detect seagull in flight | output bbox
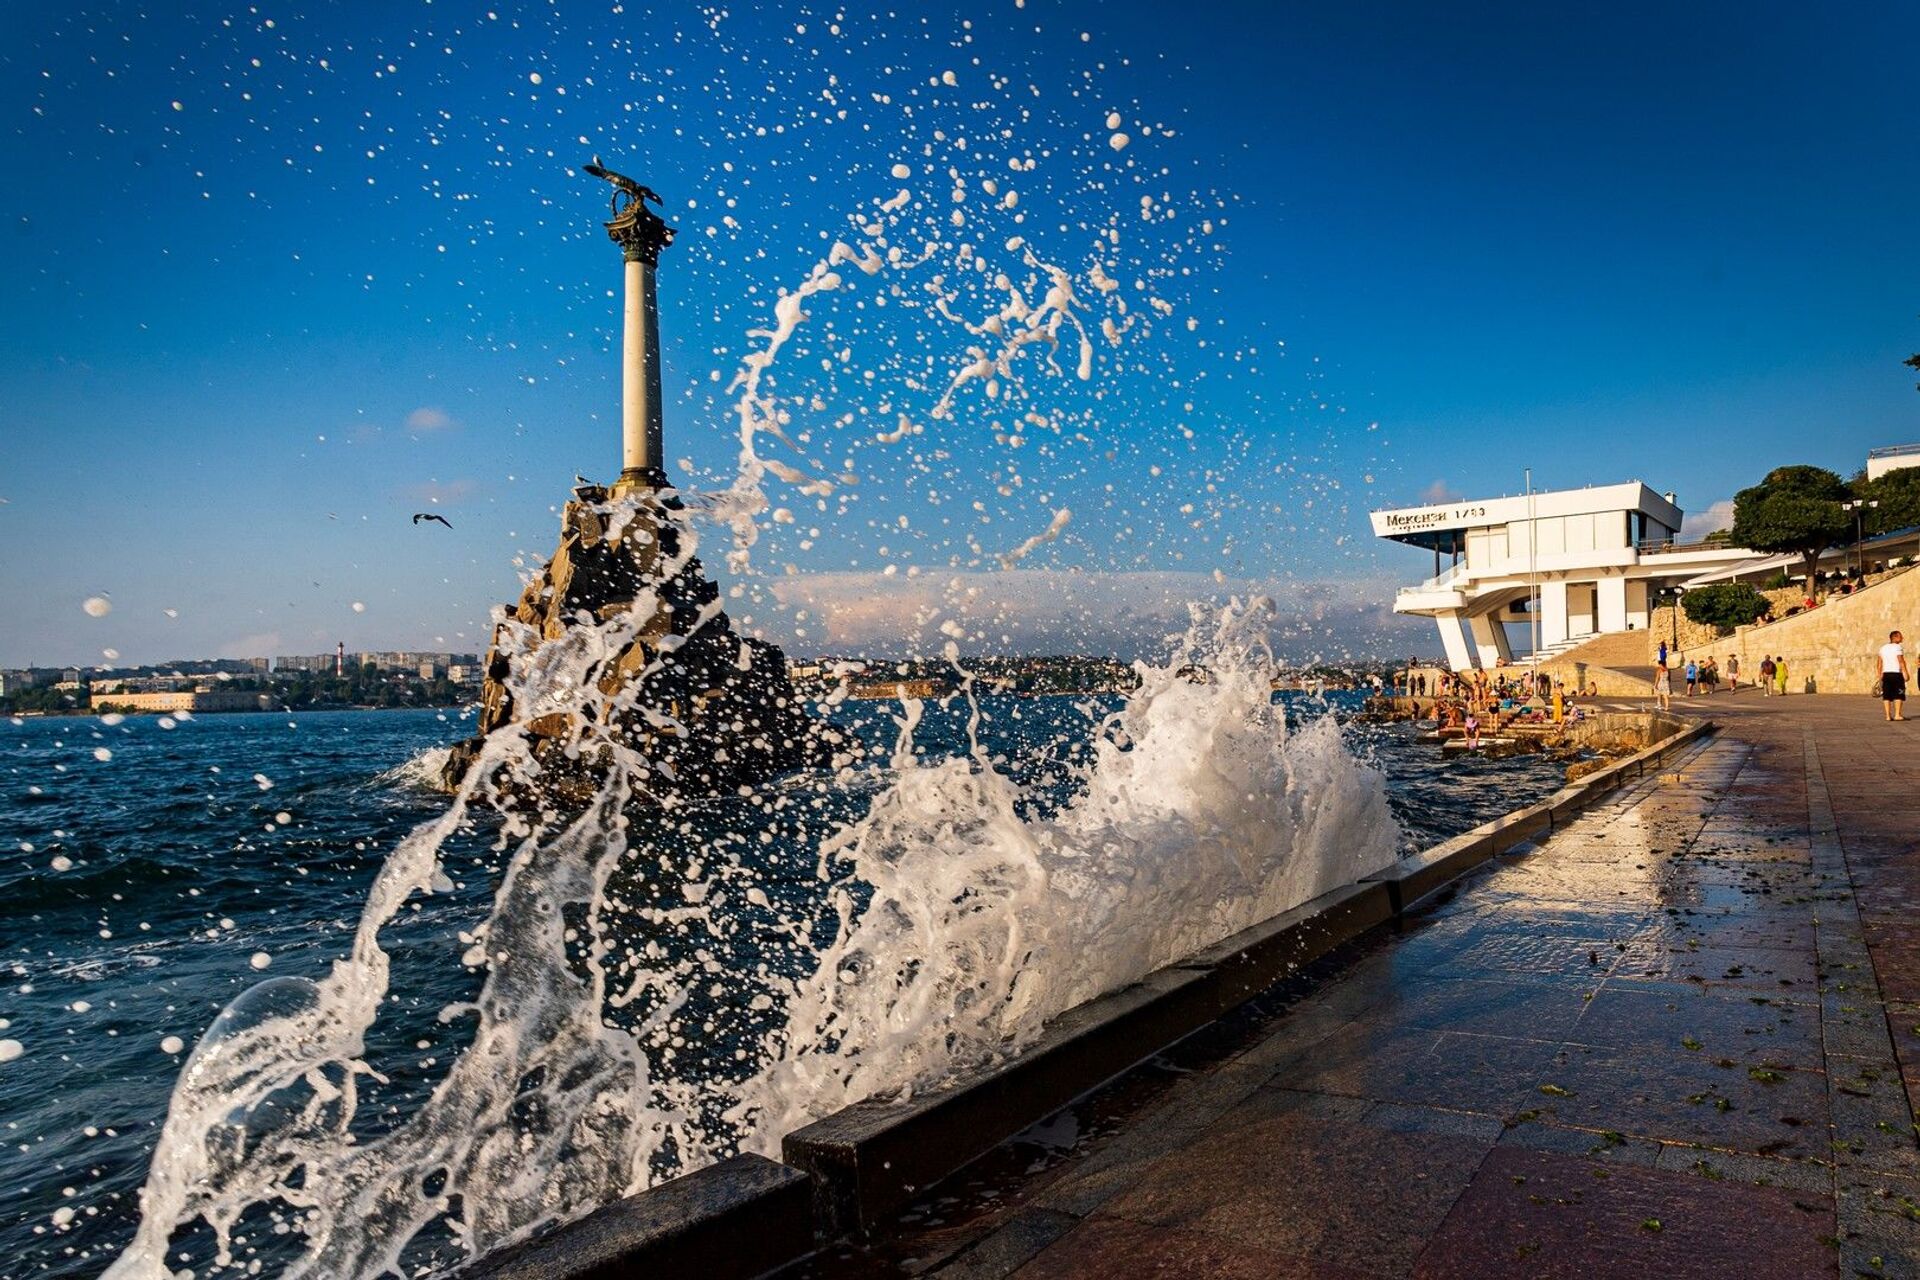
[412,513,453,528]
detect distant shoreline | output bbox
[6,704,471,719]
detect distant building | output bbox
[0,669,52,696]
[1867,444,1920,482]
[91,688,271,713]
[1371,481,1760,671]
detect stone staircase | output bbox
[1529,629,1659,696]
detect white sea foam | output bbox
[374,745,453,791]
[736,600,1394,1138]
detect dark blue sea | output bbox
[0,696,1564,1278]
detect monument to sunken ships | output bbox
[439,162,830,800]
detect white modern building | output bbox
[1867,444,1920,482]
[1371,481,1759,671]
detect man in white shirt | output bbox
[1880,630,1909,723]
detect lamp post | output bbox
[1659,584,1680,658]
[1842,499,1879,578]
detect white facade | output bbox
[1371,481,1760,671]
[1867,444,1920,482]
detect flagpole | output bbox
[1527,469,1539,685]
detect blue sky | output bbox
[2,1,1916,666]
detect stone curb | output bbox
[780,878,1401,1238]
[461,1152,811,1280]
[782,965,1218,1236]
[459,712,1719,1274]
[1173,880,1397,1016]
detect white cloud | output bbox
[406,406,455,431]
[1419,479,1462,504]
[757,567,1421,661]
[1680,498,1734,541]
[216,631,282,660]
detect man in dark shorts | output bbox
[1880,630,1909,723]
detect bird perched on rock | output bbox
[412,513,453,528]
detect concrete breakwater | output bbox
[462,710,1707,1280]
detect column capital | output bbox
[607,191,675,265]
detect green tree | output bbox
[1681,583,1770,634]
[1729,465,1852,590]
[1858,467,1920,535]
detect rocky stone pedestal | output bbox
[440,483,837,804]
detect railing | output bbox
[1636,536,1738,555]
[1407,560,1469,593]
[1868,443,1920,461]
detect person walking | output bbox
[1775,656,1790,696]
[1881,630,1909,723]
[1760,654,1775,696]
[1658,639,1669,669]
[1685,659,1699,696]
[1727,654,1740,693]
[1654,661,1673,711]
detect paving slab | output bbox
[783,697,1920,1278]
[1411,1145,1833,1279]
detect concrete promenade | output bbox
[795,695,1920,1279]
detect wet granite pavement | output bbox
[783,696,1920,1279]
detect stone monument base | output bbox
[439,483,845,804]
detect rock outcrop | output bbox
[440,483,839,804]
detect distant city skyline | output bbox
[4,2,1917,667]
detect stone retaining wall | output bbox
[1668,566,1920,695]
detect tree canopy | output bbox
[1730,465,1852,588]
[1858,467,1920,535]
[1681,582,1770,634]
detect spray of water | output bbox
[106,180,1397,1280]
[736,600,1396,1140]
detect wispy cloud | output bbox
[757,567,1421,661]
[406,406,455,431]
[1419,479,1462,504]
[1680,498,1734,540]
[406,478,477,506]
[216,630,282,660]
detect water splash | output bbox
[106,568,1394,1278]
[736,598,1396,1138]
[107,169,1396,1279]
